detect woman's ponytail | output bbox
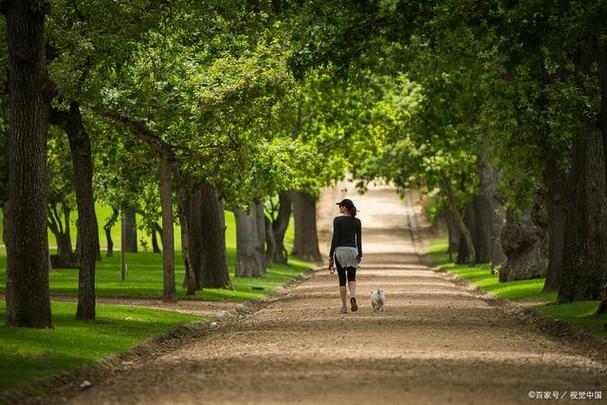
[349,206,357,217]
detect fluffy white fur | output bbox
[369,289,385,312]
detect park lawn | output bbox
[0,205,272,252]
[0,300,203,393]
[426,238,607,341]
[0,250,312,302]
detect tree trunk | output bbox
[188,189,203,290]
[558,129,607,302]
[4,0,53,327]
[235,204,265,277]
[444,206,460,262]
[265,214,275,267]
[103,208,119,257]
[477,150,506,268]
[460,196,492,264]
[272,191,291,264]
[151,224,161,253]
[542,158,568,292]
[178,194,196,296]
[159,154,177,301]
[120,222,127,281]
[440,175,476,266]
[200,183,231,287]
[121,206,138,253]
[63,102,96,320]
[499,205,548,282]
[254,199,267,270]
[93,212,101,261]
[292,190,322,262]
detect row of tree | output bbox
[0,1,403,327]
[287,0,607,313]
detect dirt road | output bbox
[64,183,607,404]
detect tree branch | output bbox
[92,105,177,160]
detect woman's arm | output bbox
[356,219,362,260]
[329,217,340,258]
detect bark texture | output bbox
[272,191,292,264]
[4,0,53,327]
[542,158,568,292]
[199,183,231,288]
[159,154,177,302]
[187,189,203,290]
[235,203,265,277]
[499,205,548,282]
[292,191,322,262]
[558,130,607,302]
[121,206,138,253]
[440,176,476,266]
[64,103,97,320]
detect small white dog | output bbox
[370,289,385,312]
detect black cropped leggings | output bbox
[335,257,357,286]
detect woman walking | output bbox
[329,198,362,313]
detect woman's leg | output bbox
[347,267,357,298]
[336,259,347,308]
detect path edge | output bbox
[433,267,607,365]
[1,266,320,405]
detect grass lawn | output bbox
[0,250,312,302]
[426,238,607,341]
[0,207,313,302]
[0,300,203,393]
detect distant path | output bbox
[60,182,606,404]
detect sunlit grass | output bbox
[0,301,203,392]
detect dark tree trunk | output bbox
[121,206,138,253]
[103,208,119,257]
[235,203,265,277]
[265,214,275,267]
[440,175,476,266]
[272,191,291,264]
[200,183,231,288]
[444,207,460,262]
[120,222,127,280]
[159,154,177,301]
[558,130,607,302]
[63,102,96,320]
[187,189,203,290]
[254,199,267,270]
[292,190,322,262]
[499,205,548,282]
[477,150,506,268]
[542,158,568,292]
[462,196,492,264]
[4,0,53,327]
[151,224,161,253]
[47,201,76,267]
[92,211,101,261]
[177,193,196,296]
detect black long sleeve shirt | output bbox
[329,215,362,258]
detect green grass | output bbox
[1,205,289,252]
[0,300,203,392]
[426,237,607,341]
[0,207,310,302]
[0,250,312,302]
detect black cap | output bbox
[336,198,354,208]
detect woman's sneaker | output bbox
[350,297,358,312]
[340,306,348,314]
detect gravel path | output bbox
[64,182,607,404]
